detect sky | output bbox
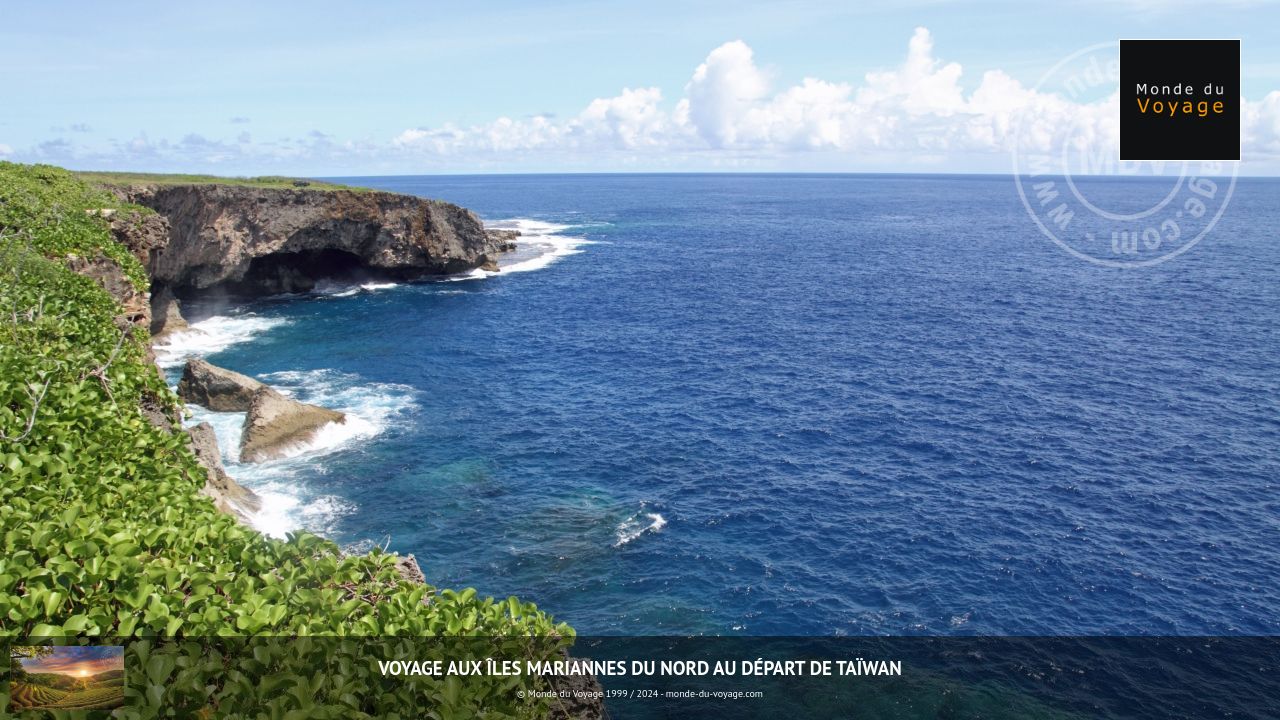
[19,646,124,677]
[2,0,1279,175]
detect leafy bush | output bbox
[0,162,151,288]
[0,163,573,718]
[74,170,370,193]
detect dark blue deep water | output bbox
[180,174,1280,636]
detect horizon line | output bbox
[45,165,1279,181]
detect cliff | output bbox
[2,162,589,718]
[72,177,525,517]
[106,183,513,307]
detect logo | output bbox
[1012,42,1238,268]
[1121,39,1240,161]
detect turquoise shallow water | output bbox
[163,174,1280,636]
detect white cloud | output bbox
[859,27,965,116]
[386,27,1115,161]
[11,28,1280,173]
[0,143,13,157]
[391,86,672,155]
[1243,91,1280,157]
[751,78,859,149]
[579,87,669,149]
[683,40,771,147]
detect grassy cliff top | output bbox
[75,170,371,192]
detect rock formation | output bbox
[108,183,513,299]
[177,358,264,411]
[241,386,346,463]
[99,180,603,717]
[546,655,607,720]
[186,422,262,522]
[394,554,427,585]
[64,210,172,367]
[107,208,170,268]
[63,252,152,329]
[150,286,188,338]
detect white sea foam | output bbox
[182,369,415,537]
[312,279,357,297]
[447,268,491,282]
[242,483,357,540]
[155,314,287,368]
[499,218,596,274]
[614,510,667,547]
[313,280,401,298]
[488,218,574,235]
[167,216,589,538]
[261,369,415,430]
[447,218,595,281]
[186,404,249,464]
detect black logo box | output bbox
[1120,39,1240,161]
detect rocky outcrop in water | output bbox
[108,184,512,299]
[178,358,265,411]
[186,422,262,522]
[241,386,346,463]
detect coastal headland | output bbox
[0,162,601,719]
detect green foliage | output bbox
[75,170,370,192]
[0,163,572,718]
[115,637,566,720]
[9,645,52,682]
[0,162,151,289]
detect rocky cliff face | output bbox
[66,209,171,331]
[112,184,509,300]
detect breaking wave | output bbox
[154,314,287,368]
[614,509,668,547]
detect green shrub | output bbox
[0,162,150,289]
[74,170,370,193]
[0,162,572,718]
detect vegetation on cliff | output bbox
[0,163,572,718]
[2,164,153,288]
[76,170,369,192]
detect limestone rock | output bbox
[186,422,261,522]
[139,390,181,432]
[177,358,264,412]
[240,386,345,463]
[150,286,188,338]
[394,554,426,585]
[111,184,513,298]
[486,228,520,252]
[107,209,170,268]
[546,652,607,720]
[64,252,151,329]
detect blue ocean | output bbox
[160,174,1280,636]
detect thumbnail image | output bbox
[8,646,124,713]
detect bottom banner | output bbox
[4,636,1277,719]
